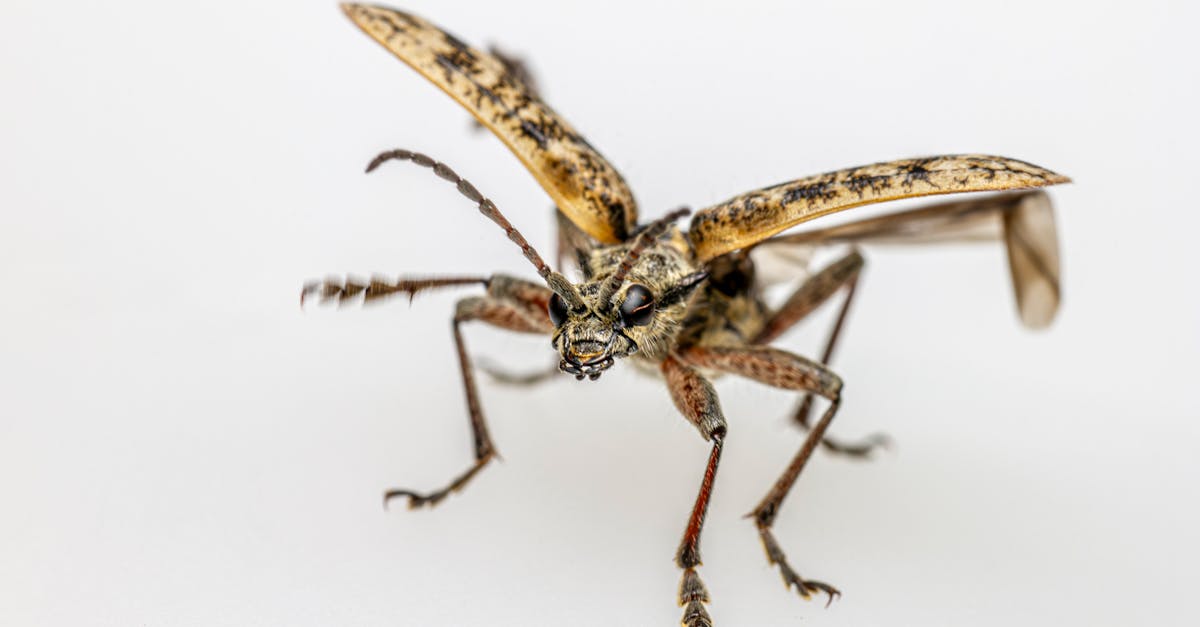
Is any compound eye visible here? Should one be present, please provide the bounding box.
[548,292,569,326]
[619,284,655,327]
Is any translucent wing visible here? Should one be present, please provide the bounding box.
[342,4,638,243]
[761,191,1062,328]
[688,154,1069,261]
[749,243,817,288]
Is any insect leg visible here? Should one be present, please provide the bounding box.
[754,250,862,345]
[379,275,554,509]
[678,345,844,605]
[661,354,727,627]
[476,358,559,386]
[754,251,888,458]
[382,301,496,509]
[300,275,487,307]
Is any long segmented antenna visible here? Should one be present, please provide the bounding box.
[366,149,554,280]
[597,207,691,304]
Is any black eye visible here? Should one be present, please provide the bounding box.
[619,284,655,327]
[548,292,568,326]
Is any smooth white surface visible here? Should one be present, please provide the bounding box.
[2,1,1198,625]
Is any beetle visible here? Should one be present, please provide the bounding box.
[302,5,1068,626]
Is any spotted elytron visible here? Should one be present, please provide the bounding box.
[303,4,1068,626]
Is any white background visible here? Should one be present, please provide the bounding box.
[2,1,1198,626]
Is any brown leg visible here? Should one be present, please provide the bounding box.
[754,250,888,458]
[383,305,494,509]
[302,273,554,509]
[476,359,560,386]
[382,275,553,508]
[679,345,844,604]
[662,355,728,627]
[754,250,863,345]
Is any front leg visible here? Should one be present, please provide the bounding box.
[386,276,553,509]
[661,355,728,627]
[679,345,844,605]
[302,273,553,508]
[381,296,500,509]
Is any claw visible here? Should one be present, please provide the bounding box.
[780,565,840,606]
[757,526,839,608]
[382,455,494,512]
[476,358,559,385]
[821,432,892,458]
[804,581,841,608]
[382,488,447,510]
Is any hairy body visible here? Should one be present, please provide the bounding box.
[304,5,1069,626]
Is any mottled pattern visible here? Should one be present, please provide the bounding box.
[315,9,1075,624]
[456,296,549,335]
[661,354,726,439]
[678,252,767,349]
[675,343,845,605]
[342,4,638,243]
[660,355,726,627]
[688,154,1070,261]
[680,345,841,397]
[487,274,554,330]
[555,224,701,363]
[597,207,691,303]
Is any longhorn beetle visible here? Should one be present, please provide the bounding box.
[303,5,1068,626]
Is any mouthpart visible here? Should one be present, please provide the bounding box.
[559,354,615,381]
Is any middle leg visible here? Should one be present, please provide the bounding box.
[661,354,728,627]
[678,344,845,604]
[754,249,888,458]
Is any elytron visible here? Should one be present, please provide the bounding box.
[303,5,1068,625]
